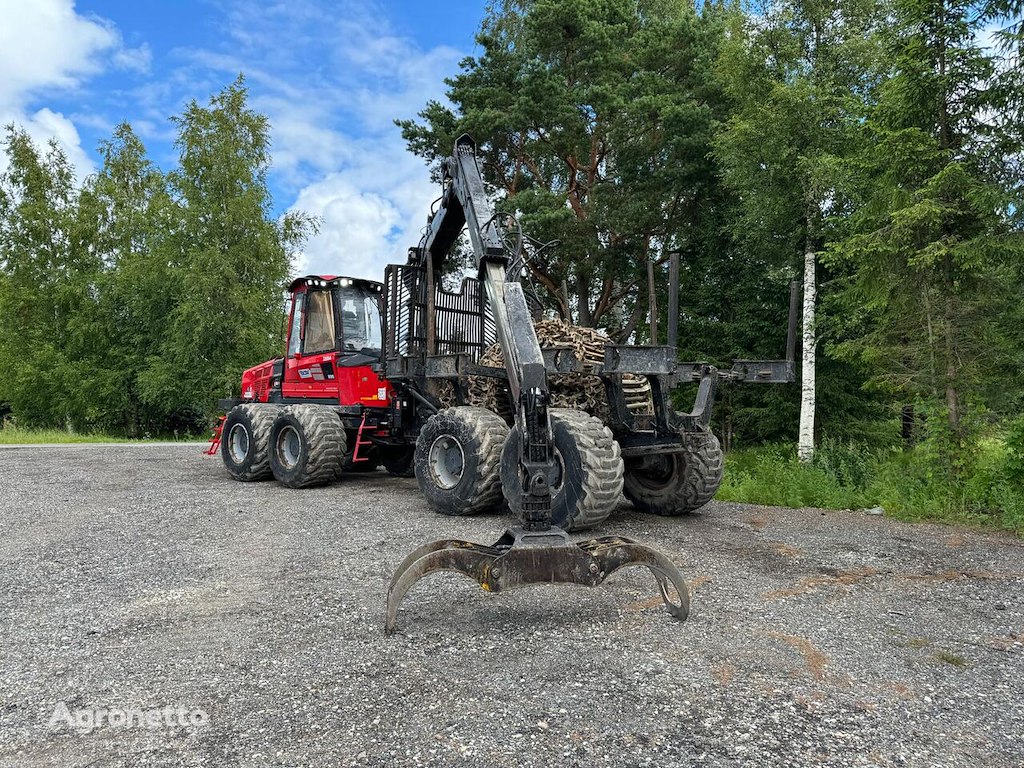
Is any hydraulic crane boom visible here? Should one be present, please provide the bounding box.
[385,135,693,633]
[419,135,556,530]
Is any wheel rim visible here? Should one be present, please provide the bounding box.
[428,435,465,490]
[227,423,250,464]
[548,448,566,494]
[276,425,302,470]
[629,455,676,491]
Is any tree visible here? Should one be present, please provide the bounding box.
[0,127,91,427]
[399,0,726,337]
[0,81,314,434]
[142,77,314,416]
[714,0,882,460]
[979,0,1024,418]
[823,0,1024,467]
[74,123,176,434]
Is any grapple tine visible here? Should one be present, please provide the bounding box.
[577,536,690,620]
[385,541,501,634]
[384,528,691,634]
[388,538,496,588]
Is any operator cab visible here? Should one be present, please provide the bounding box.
[286,275,383,365]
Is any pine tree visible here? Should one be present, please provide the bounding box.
[398,0,726,336]
[823,0,1024,466]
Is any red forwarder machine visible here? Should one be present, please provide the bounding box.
[216,273,405,487]
[214,136,795,631]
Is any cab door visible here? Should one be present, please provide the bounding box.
[281,288,341,401]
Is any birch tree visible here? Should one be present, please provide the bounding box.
[715,0,881,461]
[0,128,86,427]
[74,123,176,434]
[145,77,313,413]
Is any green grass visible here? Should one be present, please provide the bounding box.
[718,443,871,510]
[0,425,206,444]
[717,434,1024,535]
[0,426,131,444]
[931,649,970,668]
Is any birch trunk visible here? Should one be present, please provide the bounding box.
[798,246,816,463]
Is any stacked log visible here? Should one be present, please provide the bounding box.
[464,319,653,423]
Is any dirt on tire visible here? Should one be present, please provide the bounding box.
[413,406,509,516]
[500,407,624,531]
[220,403,278,482]
[624,430,724,515]
[269,404,347,488]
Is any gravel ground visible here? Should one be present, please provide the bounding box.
[1,444,1022,767]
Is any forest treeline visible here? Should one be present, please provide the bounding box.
[0,79,313,436]
[396,0,1024,521]
[0,1,1021,519]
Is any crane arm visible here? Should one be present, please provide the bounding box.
[419,135,555,529]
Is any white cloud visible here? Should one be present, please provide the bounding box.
[287,130,440,280]
[256,96,358,182]
[186,0,466,281]
[0,0,116,99]
[290,174,402,279]
[0,0,467,282]
[349,44,463,129]
[14,107,95,178]
[0,0,134,180]
[112,43,153,74]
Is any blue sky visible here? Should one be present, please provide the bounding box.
[0,0,486,280]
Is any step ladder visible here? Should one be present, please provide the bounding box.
[351,412,374,463]
[204,415,227,456]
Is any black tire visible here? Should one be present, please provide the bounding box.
[490,384,516,425]
[414,407,509,516]
[380,446,415,477]
[269,405,347,488]
[221,403,278,481]
[623,430,724,515]
[500,408,624,531]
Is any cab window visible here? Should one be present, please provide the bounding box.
[287,293,304,357]
[303,290,336,354]
[338,287,383,352]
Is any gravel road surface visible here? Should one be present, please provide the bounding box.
[1,444,1022,767]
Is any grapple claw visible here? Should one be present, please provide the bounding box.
[384,527,690,634]
[385,540,501,634]
[576,536,691,620]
